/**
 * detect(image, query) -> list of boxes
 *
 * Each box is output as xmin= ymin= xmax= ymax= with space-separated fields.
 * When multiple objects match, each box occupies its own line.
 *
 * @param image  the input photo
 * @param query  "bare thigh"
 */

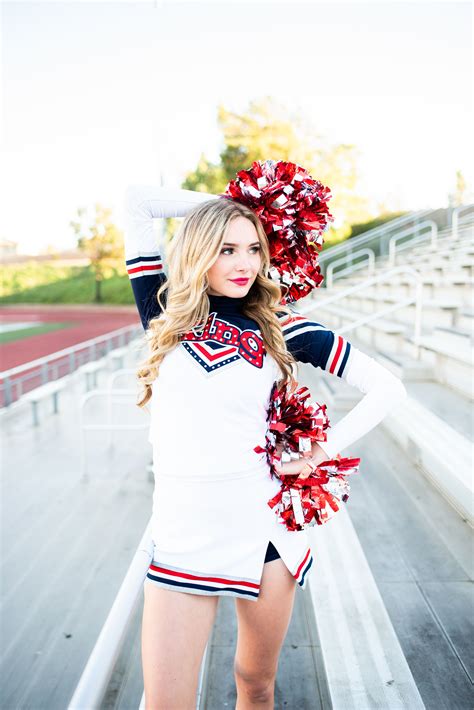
xmin=234 ymin=558 xmax=297 ymax=681
xmin=141 ymin=580 xmax=219 ymax=710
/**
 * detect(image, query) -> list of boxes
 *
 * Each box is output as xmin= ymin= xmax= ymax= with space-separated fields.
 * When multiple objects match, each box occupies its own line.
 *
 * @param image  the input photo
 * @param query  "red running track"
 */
xmin=0 ymin=305 xmax=142 ymax=405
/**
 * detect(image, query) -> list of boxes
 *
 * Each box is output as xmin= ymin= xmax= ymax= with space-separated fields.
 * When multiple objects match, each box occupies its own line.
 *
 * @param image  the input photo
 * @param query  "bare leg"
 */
xmin=233 ymin=558 xmax=297 ymax=709
xmin=141 ymin=580 xmax=219 ymax=709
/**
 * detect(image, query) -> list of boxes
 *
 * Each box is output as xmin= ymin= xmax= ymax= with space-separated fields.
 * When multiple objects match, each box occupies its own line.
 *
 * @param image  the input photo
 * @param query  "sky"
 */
xmin=1 ymin=0 xmax=472 ymax=254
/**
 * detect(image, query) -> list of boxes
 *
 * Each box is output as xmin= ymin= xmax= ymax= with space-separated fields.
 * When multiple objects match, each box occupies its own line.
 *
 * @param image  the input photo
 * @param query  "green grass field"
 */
xmin=0 ymin=322 xmax=75 ymax=345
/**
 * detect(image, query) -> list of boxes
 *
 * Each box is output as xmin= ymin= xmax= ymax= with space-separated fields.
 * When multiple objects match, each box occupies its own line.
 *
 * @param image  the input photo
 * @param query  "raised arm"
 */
xmin=278 ymin=310 xmax=408 ymax=458
xmin=124 ymin=185 xmax=219 ymax=330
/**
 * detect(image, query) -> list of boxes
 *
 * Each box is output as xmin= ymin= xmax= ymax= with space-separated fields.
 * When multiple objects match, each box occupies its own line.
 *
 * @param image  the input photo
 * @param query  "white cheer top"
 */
xmin=148 ymin=294 xmax=282 ymax=480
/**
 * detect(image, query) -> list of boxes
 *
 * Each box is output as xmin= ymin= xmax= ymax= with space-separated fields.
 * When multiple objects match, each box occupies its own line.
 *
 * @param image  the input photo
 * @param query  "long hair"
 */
xmin=135 ymin=197 xmax=297 ymax=408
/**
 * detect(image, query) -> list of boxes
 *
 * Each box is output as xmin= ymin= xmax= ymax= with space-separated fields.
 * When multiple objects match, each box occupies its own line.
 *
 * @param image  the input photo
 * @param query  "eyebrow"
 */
xmin=222 ymin=241 xmax=261 ymax=247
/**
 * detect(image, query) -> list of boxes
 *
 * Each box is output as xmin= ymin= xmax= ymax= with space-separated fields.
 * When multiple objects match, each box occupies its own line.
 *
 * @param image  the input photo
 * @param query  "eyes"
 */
xmin=221 ymin=245 xmax=261 ymax=255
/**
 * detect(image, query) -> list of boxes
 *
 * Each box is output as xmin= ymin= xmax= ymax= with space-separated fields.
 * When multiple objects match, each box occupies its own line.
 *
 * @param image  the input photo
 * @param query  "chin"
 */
xmin=228 ymin=282 xmax=253 ymax=295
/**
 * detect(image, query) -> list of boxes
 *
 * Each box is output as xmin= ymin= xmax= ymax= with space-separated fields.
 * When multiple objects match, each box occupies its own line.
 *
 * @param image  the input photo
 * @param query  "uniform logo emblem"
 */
xmin=180 ymin=312 xmax=265 ymax=373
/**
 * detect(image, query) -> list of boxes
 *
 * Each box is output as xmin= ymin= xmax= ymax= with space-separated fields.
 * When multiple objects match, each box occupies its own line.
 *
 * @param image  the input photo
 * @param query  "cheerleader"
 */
xmin=123 ymin=167 xmax=407 ymax=709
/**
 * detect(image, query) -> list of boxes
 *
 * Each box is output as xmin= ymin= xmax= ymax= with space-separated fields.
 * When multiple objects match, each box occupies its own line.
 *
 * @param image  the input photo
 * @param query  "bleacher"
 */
xmin=1 ymin=204 xmax=472 ymax=709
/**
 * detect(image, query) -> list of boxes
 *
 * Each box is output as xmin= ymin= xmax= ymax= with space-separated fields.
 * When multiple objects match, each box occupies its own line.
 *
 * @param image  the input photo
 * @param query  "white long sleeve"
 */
xmin=317 ymin=346 xmax=408 ymax=459
xmin=123 ymin=184 xmax=219 ymax=259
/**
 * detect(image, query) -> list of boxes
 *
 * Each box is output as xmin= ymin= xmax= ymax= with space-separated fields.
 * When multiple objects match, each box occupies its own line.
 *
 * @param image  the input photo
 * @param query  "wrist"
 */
xmin=310 ymin=441 xmax=330 ymax=464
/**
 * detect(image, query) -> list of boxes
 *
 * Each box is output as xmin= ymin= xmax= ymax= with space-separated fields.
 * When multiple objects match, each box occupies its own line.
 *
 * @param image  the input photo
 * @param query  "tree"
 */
xmin=448 ymin=169 xmax=468 ymax=207
xmin=70 ymin=204 xmax=124 ymax=303
xmin=182 ymin=96 xmax=372 ymax=244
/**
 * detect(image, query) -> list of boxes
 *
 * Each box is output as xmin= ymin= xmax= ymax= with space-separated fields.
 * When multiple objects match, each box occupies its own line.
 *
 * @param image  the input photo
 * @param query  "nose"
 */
xmin=236 ymin=253 xmax=253 ymax=273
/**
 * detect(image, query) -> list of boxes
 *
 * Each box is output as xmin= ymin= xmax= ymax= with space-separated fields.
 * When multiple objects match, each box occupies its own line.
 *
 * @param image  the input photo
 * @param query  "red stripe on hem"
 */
xmin=149 ymin=563 xmax=260 ymax=589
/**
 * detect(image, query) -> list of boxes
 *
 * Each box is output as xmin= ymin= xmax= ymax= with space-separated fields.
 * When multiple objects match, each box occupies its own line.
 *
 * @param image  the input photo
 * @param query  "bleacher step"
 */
xmin=308 ymin=508 xmax=425 ymax=710
xmin=383 ymin=396 xmax=473 ymax=524
xmin=405 ymin=380 xmax=473 ymax=439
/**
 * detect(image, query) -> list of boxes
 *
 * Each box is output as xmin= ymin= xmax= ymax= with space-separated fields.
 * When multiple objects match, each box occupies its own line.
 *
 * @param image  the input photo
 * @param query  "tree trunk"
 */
xmin=95 ymin=277 xmax=102 ymax=303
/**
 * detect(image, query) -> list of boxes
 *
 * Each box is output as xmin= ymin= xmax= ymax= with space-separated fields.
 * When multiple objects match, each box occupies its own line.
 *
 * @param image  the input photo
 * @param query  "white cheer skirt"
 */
xmin=145 ymin=459 xmax=314 ymax=602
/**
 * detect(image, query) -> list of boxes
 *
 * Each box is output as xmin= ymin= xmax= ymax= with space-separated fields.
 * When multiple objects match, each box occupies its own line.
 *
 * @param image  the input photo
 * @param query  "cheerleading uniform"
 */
xmin=124 ymin=184 xmax=407 ymax=601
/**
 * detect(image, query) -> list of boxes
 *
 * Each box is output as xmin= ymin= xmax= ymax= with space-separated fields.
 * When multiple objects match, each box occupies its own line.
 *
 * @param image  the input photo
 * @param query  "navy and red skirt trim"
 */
xmin=145 ymin=544 xmax=313 ymax=601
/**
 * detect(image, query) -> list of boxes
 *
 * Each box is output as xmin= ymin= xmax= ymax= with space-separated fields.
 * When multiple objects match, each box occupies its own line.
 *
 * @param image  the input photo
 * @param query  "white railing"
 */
xmin=318 ymin=203 xmax=473 ymax=285
xmin=388 ymin=220 xmax=438 ymax=266
xmin=105 ymin=368 xmax=142 ymax=446
xmin=324 ymin=213 xmax=473 ymax=286
xmin=79 ymin=388 xmax=148 ymax=476
xmin=451 ymin=204 xmax=474 ymax=239
xmin=318 ymin=208 xmax=435 ymax=266
xmin=67 ymin=520 xmax=154 ymax=710
xmin=0 ymin=324 xmax=142 ymax=407
xmin=303 ymin=265 xmax=424 ymax=357
xmin=326 ymin=248 xmax=375 ymax=288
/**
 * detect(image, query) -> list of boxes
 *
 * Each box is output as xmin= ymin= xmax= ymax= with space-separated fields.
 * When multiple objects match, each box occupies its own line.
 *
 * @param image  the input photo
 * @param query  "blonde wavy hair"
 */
xmin=136 ymin=196 xmax=298 ymax=408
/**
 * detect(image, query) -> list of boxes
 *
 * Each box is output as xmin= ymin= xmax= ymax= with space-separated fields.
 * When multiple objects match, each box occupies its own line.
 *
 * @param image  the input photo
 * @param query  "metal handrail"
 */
xmin=79 ymin=388 xmax=148 ymax=476
xmin=318 ymin=208 xmax=434 ymax=265
xmin=304 ymin=265 xmax=424 ymax=357
xmin=388 ymin=220 xmax=438 ymax=266
xmin=0 ymin=324 xmax=142 ymax=407
xmin=318 ymin=204 xmax=473 ymax=289
xmin=106 ymin=368 xmax=141 ymax=448
xmin=452 ymin=204 xmax=474 ymax=239
xmin=324 ymin=219 xmax=473 ymax=286
xmin=67 ymin=520 xmax=154 ymax=710
xmin=326 ymin=248 xmax=375 ymax=288
xmin=382 ymin=226 xmax=472 ymax=267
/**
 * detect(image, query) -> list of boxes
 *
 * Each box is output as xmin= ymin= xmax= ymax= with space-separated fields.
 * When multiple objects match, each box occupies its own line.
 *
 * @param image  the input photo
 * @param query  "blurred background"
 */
xmin=1 ymin=1 xmax=473 ymax=709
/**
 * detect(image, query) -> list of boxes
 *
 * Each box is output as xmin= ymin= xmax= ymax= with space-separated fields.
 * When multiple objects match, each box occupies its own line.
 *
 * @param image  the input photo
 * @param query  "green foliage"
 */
xmin=448 ymin=169 xmax=468 ymax=207
xmin=349 ymin=211 xmax=408 ymax=238
xmin=1 ymin=261 xmax=80 ymax=298
xmin=182 ymin=154 xmax=227 ymax=194
xmin=181 ymin=96 xmax=375 ymax=247
xmin=0 ymin=261 xmax=134 ymax=305
xmin=70 ymin=203 xmax=125 ymax=302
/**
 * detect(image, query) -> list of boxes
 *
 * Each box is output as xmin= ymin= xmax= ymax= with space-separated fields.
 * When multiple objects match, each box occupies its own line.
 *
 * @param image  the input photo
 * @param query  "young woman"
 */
xmin=124 ymin=183 xmax=407 ymax=709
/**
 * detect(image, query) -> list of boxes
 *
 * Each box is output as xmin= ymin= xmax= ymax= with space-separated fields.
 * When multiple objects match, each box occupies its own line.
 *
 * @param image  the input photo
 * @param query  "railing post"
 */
xmin=3 ymin=378 xmax=12 ymax=407
xmin=41 ymin=362 xmax=49 ymax=385
xmin=452 ymin=207 xmax=459 ymax=239
xmin=413 ymin=279 xmax=423 ymax=360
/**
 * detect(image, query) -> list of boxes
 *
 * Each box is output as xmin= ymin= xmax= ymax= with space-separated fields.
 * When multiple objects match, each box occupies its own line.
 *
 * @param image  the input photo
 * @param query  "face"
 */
xmin=206 ymin=216 xmax=262 ymax=297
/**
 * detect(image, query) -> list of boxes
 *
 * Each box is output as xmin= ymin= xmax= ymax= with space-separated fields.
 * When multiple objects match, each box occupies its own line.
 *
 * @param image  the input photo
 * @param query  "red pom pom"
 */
xmin=254 ymin=378 xmax=361 ymax=532
xmin=222 ymin=159 xmax=334 ymax=303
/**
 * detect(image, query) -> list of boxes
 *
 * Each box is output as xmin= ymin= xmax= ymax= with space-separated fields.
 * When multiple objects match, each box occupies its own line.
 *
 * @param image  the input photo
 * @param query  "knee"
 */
xmin=234 ymin=660 xmax=275 ymax=703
